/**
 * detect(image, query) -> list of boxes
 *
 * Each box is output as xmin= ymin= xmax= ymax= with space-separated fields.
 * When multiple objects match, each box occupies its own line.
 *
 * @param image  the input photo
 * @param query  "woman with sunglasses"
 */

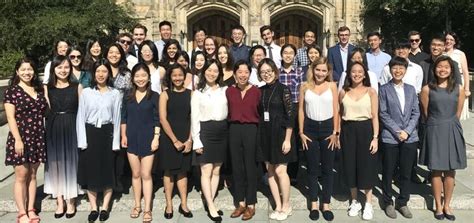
xmin=68 ymin=46 xmax=92 ymax=88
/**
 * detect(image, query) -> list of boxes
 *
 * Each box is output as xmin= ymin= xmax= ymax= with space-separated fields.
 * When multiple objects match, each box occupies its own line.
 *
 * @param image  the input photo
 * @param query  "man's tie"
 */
xmin=268 ymin=45 xmax=273 ymax=60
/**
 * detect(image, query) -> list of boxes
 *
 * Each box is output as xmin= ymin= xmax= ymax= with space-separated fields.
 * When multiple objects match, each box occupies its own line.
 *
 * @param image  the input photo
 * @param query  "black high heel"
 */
xmin=65 ymin=208 xmax=76 ymax=219
xmin=207 ymin=212 xmax=222 ymax=222
xmin=178 ymin=205 xmax=193 ymax=218
xmin=54 ymin=207 xmax=66 ymax=219
xmin=164 ymin=206 xmax=173 ymax=219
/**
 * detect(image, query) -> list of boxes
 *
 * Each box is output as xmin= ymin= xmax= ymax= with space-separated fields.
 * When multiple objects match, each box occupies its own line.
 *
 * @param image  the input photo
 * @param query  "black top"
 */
xmin=420 ymin=56 xmax=462 ymax=86
xmin=121 ymin=91 xmax=160 ymax=156
xmin=409 ymin=51 xmax=430 ymax=65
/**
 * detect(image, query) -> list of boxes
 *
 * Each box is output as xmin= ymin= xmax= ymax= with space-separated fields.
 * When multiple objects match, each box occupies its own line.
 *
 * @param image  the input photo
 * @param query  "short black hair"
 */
xmin=233 ymin=60 xmax=251 ymax=73
xmin=193 ymin=26 xmax=207 ymax=36
xmin=367 ymin=31 xmax=382 ymax=39
xmin=389 ymin=56 xmax=409 ymax=69
xmin=250 ymin=45 xmax=266 ymax=57
xmin=133 ymin=24 xmax=148 ymax=35
xmin=431 ymin=33 xmax=446 ymax=43
xmin=231 ymin=25 xmax=246 ymax=35
xmin=393 ymin=39 xmax=411 ymax=49
xmin=260 ymin=25 xmax=272 ymax=35
xmin=159 ymin=20 xmax=172 ymax=29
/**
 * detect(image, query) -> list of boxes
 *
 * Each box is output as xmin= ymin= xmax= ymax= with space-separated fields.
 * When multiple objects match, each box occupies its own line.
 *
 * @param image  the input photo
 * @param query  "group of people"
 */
xmin=3 ymin=20 xmax=469 ymax=223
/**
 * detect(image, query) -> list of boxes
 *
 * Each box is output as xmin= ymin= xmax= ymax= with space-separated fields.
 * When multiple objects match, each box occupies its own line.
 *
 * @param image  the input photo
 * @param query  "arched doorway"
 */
xmin=271 ymin=10 xmax=322 ymax=48
xmin=187 ymin=11 xmax=240 ymax=48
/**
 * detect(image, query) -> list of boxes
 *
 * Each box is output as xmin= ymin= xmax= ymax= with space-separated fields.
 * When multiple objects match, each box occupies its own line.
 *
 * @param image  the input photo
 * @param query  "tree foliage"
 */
xmin=362 ymin=0 xmax=474 ymax=67
xmin=0 ymin=0 xmax=137 ymax=77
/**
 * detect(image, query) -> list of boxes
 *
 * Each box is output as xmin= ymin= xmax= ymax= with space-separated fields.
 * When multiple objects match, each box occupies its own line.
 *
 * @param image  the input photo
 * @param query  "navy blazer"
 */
xmin=379 ymin=82 xmax=420 ymax=144
xmin=327 ymin=43 xmax=355 ymax=82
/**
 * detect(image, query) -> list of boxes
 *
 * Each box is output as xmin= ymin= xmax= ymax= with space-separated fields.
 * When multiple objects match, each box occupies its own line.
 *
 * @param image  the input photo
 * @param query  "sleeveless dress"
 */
xmin=419 ymin=85 xmax=466 ymax=170
xmin=157 ymin=89 xmax=192 ymax=174
xmin=446 ymin=49 xmax=469 ymax=120
xmin=257 ymin=82 xmax=297 ymax=164
xmin=44 ymin=84 xmax=83 ymax=199
xmin=4 ymin=85 xmax=48 ymax=166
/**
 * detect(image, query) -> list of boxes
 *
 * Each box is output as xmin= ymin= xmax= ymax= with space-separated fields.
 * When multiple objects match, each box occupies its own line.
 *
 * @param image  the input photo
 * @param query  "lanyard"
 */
xmin=262 ymin=84 xmax=278 ymax=112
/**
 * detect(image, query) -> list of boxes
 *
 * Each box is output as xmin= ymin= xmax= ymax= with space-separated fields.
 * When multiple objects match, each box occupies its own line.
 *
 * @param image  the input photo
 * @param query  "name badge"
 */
xmin=96 ymin=118 xmax=102 ymax=128
xmin=264 ymin=111 xmax=270 ymax=122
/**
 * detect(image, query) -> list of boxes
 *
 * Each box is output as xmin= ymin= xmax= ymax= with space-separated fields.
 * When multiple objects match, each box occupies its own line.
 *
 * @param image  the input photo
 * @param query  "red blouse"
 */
xmin=226 ymin=85 xmax=261 ymax=124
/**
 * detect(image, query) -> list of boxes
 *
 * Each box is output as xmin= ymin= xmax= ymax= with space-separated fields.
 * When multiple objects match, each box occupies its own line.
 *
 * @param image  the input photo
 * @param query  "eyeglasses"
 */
xmin=69 ymin=55 xmax=82 ymax=60
xmin=260 ymin=69 xmax=274 ymax=76
xmin=410 ymin=39 xmax=420 ymax=43
xmin=119 ymin=40 xmax=133 ymax=45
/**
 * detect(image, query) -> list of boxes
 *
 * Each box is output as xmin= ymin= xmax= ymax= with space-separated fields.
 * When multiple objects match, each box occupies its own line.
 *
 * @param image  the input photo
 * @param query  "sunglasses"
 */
xmin=410 ymin=39 xmax=420 ymax=43
xmin=119 ymin=40 xmax=133 ymax=45
xmin=69 ymin=55 xmax=82 ymax=60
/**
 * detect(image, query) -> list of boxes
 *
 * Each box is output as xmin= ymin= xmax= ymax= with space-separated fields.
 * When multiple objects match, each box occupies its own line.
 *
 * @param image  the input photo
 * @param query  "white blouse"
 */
xmin=150 ymin=69 xmax=162 ymax=93
xmin=304 ymin=88 xmax=334 ymax=121
xmin=191 ymin=85 xmax=228 ymax=149
xmin=76 ymin=87 xmax=122 ymax=151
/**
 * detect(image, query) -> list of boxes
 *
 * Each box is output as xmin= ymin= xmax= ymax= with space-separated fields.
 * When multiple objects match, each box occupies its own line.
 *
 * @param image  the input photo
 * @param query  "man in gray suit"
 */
xmin=379 ymin=56 xmax=420 ymax=219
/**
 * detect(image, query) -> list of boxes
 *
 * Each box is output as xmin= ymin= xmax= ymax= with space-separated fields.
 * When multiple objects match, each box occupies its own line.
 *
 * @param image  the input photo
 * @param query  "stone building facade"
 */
xmin=116 ymin=0 xmax=364 ymax=54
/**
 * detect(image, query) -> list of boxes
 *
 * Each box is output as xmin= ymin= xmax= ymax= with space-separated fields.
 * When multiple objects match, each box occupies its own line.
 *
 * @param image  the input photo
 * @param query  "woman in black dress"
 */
xmin=121 ymin=63 xmax=160 ymax=223
xmin=217 ymin=44 xmax=236 ymax=86
xmin=257 ymin=58 xmax=296 ymax=221
xmin=44 ymin=55 xmax=83 ymax=219
xmin=191 ymin=59 xmax=228 ymax=222
xmin=4 ymin=57 xmax=48 ymax=223
xmin=158 ymin=64 xmax=193 ymax=219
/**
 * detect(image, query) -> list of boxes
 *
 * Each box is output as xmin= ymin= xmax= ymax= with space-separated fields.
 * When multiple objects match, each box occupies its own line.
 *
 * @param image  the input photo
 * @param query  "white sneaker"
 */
xmin=275 ymin=211 xmax=289 ymax=221
xmin=362 ymin=203 xmax=374 ymax=220
xmin=348 ymin=200 xmax=362 ymax=217
xmin=269 ymin=210 xmax=279 ymax=220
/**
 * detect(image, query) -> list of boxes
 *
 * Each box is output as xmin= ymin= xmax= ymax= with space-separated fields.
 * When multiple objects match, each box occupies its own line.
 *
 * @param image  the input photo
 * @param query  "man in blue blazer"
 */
xmin=327 ymin=26 xmax=355 ymax=83
xmin=379 ymin=56 xmax=420 ymax=219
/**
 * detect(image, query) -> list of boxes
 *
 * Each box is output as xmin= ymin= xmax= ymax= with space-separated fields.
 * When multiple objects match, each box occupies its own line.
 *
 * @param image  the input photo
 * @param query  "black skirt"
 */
xmin=77 ymin=124 xmax=116 ymax=192
xmin=193 ymin=120 xmax=228 ymax=164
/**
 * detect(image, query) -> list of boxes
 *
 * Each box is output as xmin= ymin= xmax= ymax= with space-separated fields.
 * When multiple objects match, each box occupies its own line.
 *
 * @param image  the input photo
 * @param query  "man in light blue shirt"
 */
xmin=154 ymin=20 xmax=173 ymax=60
xmin=366 ymin=32 xmax=391 ymax=80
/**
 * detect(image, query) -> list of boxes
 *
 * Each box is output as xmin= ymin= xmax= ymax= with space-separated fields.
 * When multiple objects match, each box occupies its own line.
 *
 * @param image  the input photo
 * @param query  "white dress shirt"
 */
xmin=393 ymin=82 xmax=405 ymax=114
xmin=249 ymin=67 xmax=266 ymax=87
xmin=76 ymin=87 xmax=122 ymax=151
xmin=265 ymin=42 xmax=282 ymax=68
xmin=191 ymin=85 xmax=228 ymax=149
xmin=379 ymin=60 xmax=423 ymax=94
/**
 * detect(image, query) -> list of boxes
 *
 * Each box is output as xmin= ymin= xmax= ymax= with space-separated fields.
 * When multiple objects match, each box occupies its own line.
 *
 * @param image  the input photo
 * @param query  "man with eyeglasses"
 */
xmin=407 ymin=31 xmax=429 ymax=65
xmin=116 ymin=32 xmax=138 ymax=71
xmin=327 ymin=26 xmax=355 ymax=83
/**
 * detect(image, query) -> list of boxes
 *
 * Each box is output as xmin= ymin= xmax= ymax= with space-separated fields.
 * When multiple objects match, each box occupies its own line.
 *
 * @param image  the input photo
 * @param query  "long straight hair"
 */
xmin=342 ymin=61 xmax=371 ymax=91
xmin=196 ymin=59 xmax=224 ymax=91
xmin=89 ymin=59 xmax=114 ymax=89
xmin=104 ymin=43 xmax=130 ymax=76
xmin=47 ymin=55 xmax=74 ymax=89
xmin=127 ymin=63 xmax=152 ymax=101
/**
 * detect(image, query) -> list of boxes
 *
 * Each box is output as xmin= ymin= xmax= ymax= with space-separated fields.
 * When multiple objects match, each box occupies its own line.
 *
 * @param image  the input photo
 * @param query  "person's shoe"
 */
xmin=130 ymin=207 xmax=142 ymax=219
xmin=384 ymin=204 xmax=397 ymax=219
xmin=178 ymin=205 xmax=193 ymax=218
xmin=99 ymin=210 xmax=109 ymax=221
xmin=348 ymin=200 xmax=362 ymax=217
xmin=88 ymin=210 xmax=99 ymax=222
xmin=362 ymin=203 xmax=374 ymax=220
xmin=282 ymin=207 xmax=293 ymax=216
xmin=309 ymin=209 xmax=319 ymax=220
xmin=207 ymin=212 xmax=222 ymax=222
xmin=65 ymin=208 xmax=77 ymax=219
xmin=217 ymin=210 xmax=223 ymax=216
xmin=269 ymin=210 xmax=279 ymax=220
xmin=230 ymin=205 xmax=246 ymax=218
xmin=444 ymin=211 xmax=456 ymax=221
xmin=54 ymin=208 xmax=66 ymax=219
xmin=142 ymin=211 xmax=153 ymax=223
xmin=163 ymin=207 xmax=173 ymax=219
xmin=434 ymin=212 xmax=445 ymax=220
xmin=275 ymin=211 xmax=288 ymax=221
xmin=241 ymin=206 xmax=255 ymax=221
xmin=397 ymin=206 xmax=413 ymax=219
xmin=322 ymin=210 xmax=334 ymax=221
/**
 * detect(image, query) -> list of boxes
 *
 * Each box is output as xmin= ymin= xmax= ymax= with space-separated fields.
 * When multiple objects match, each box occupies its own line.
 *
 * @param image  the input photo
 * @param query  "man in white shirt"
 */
xmin=154 ymin=20 xmax=173 ymax=60
xmin=366 ymin=32 xmax=391 ymax=80
xmin=260 ymin=25 xmax=282 ymax=68
xmin=249 ymin=45 xmax=267 ymax=87
xmin=189 ymin=27 xmax=206 ymax=67
xmin=116 ymin=33 xmax=138 ymax=71
xmin=379 ymin=40 xmax=423 ymax=94
xmin=129 ymin=24 xmax=147 ymax=58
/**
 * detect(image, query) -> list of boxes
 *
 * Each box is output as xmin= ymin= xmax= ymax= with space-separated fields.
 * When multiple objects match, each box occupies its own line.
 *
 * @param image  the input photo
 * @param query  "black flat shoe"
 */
xmin=322 ymin=210 xmax=334 ymax=221
xmin=88 ymin=210 xmax=99 ymax=222
xmin=164 ymin=207 xmax=173 ymax=219
xmin=309 ymin=209 xmax=319 ymax=220
xmin=444 ymin=211 xmax=456 ymax=221
xmin=207 ymin=212 xmax=222 ymax=222
xmin=65 ymin=208 xmax=76 ymax=219
xmin=434 ymin=212 xmax=445 ymax=220
xmin=99 ymin=210 xmax=109 ymax=221
xmin=179 ymin=205 xmax=193 ymax=218
xmin=54 ymin=210 xmax=66 ymax=219
xmin=217 ymin=210 xmax=223 ymax=216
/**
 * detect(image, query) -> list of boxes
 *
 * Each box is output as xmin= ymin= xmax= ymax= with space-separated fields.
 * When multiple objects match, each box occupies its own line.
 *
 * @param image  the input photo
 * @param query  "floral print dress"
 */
xmin=4 ymin=85 xmax=48 ymax=165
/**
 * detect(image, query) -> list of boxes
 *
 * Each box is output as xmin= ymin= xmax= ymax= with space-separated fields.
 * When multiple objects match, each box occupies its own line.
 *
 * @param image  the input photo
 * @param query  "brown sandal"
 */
xmin=143 ymin=210 xmax=152 ymax=223
xmin=130 ymin=207 xmax=142 ymax=218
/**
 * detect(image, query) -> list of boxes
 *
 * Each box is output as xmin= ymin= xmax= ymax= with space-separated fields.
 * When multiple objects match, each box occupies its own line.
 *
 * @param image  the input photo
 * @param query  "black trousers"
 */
xmin=340 ymin=120 xmax=378 ymax=189
xmin=229 ymin=123 xmax=257 ymax=205
xmin=287 ymin=102 xmax=301 ymax=180
xmin=304 ymin=118 xmax=335 ymax=204
xmin=382 ymin=142 xmax=418 ymax=206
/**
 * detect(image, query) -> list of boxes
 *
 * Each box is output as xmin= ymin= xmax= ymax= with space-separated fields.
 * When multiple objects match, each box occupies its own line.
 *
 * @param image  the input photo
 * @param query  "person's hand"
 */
xmin=182 ymin=140 xmax=192 ymax=153
xmin=281 ymin=140 xmax=291 ymax=154
xmin=465 ymin=89 xmax=471 ymax=97
xmin=325 ymin=134 xmax=339 ymax=150
xmin=151 ymin=137 xmax=159 ymax=152
xmin=195 ymin=148 xmax=204 ymax=154
xmin=121 ymin=136 xmax=128 ymax=148
xmin=369 ymin=139 xmax=378 ymax=154
xmin=173 ymin=140 xmax=184 ymax=151
xmin=397 ymin=130 xmax=409 ymax=142
xmin=14 ymin=140 xmax=24 ymax=156
xmin=300 ymin=133 xmax=312 ymax=150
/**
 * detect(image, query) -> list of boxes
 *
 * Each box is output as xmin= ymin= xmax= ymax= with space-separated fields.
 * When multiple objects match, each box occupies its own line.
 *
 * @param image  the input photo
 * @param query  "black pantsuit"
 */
xmin=340 ymin=120 xmax=378 ymax=189
xmin=229 ymin=123 xmax=258 ymax=205
xmin=382 ymin=142 xmax=418 ymax=206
